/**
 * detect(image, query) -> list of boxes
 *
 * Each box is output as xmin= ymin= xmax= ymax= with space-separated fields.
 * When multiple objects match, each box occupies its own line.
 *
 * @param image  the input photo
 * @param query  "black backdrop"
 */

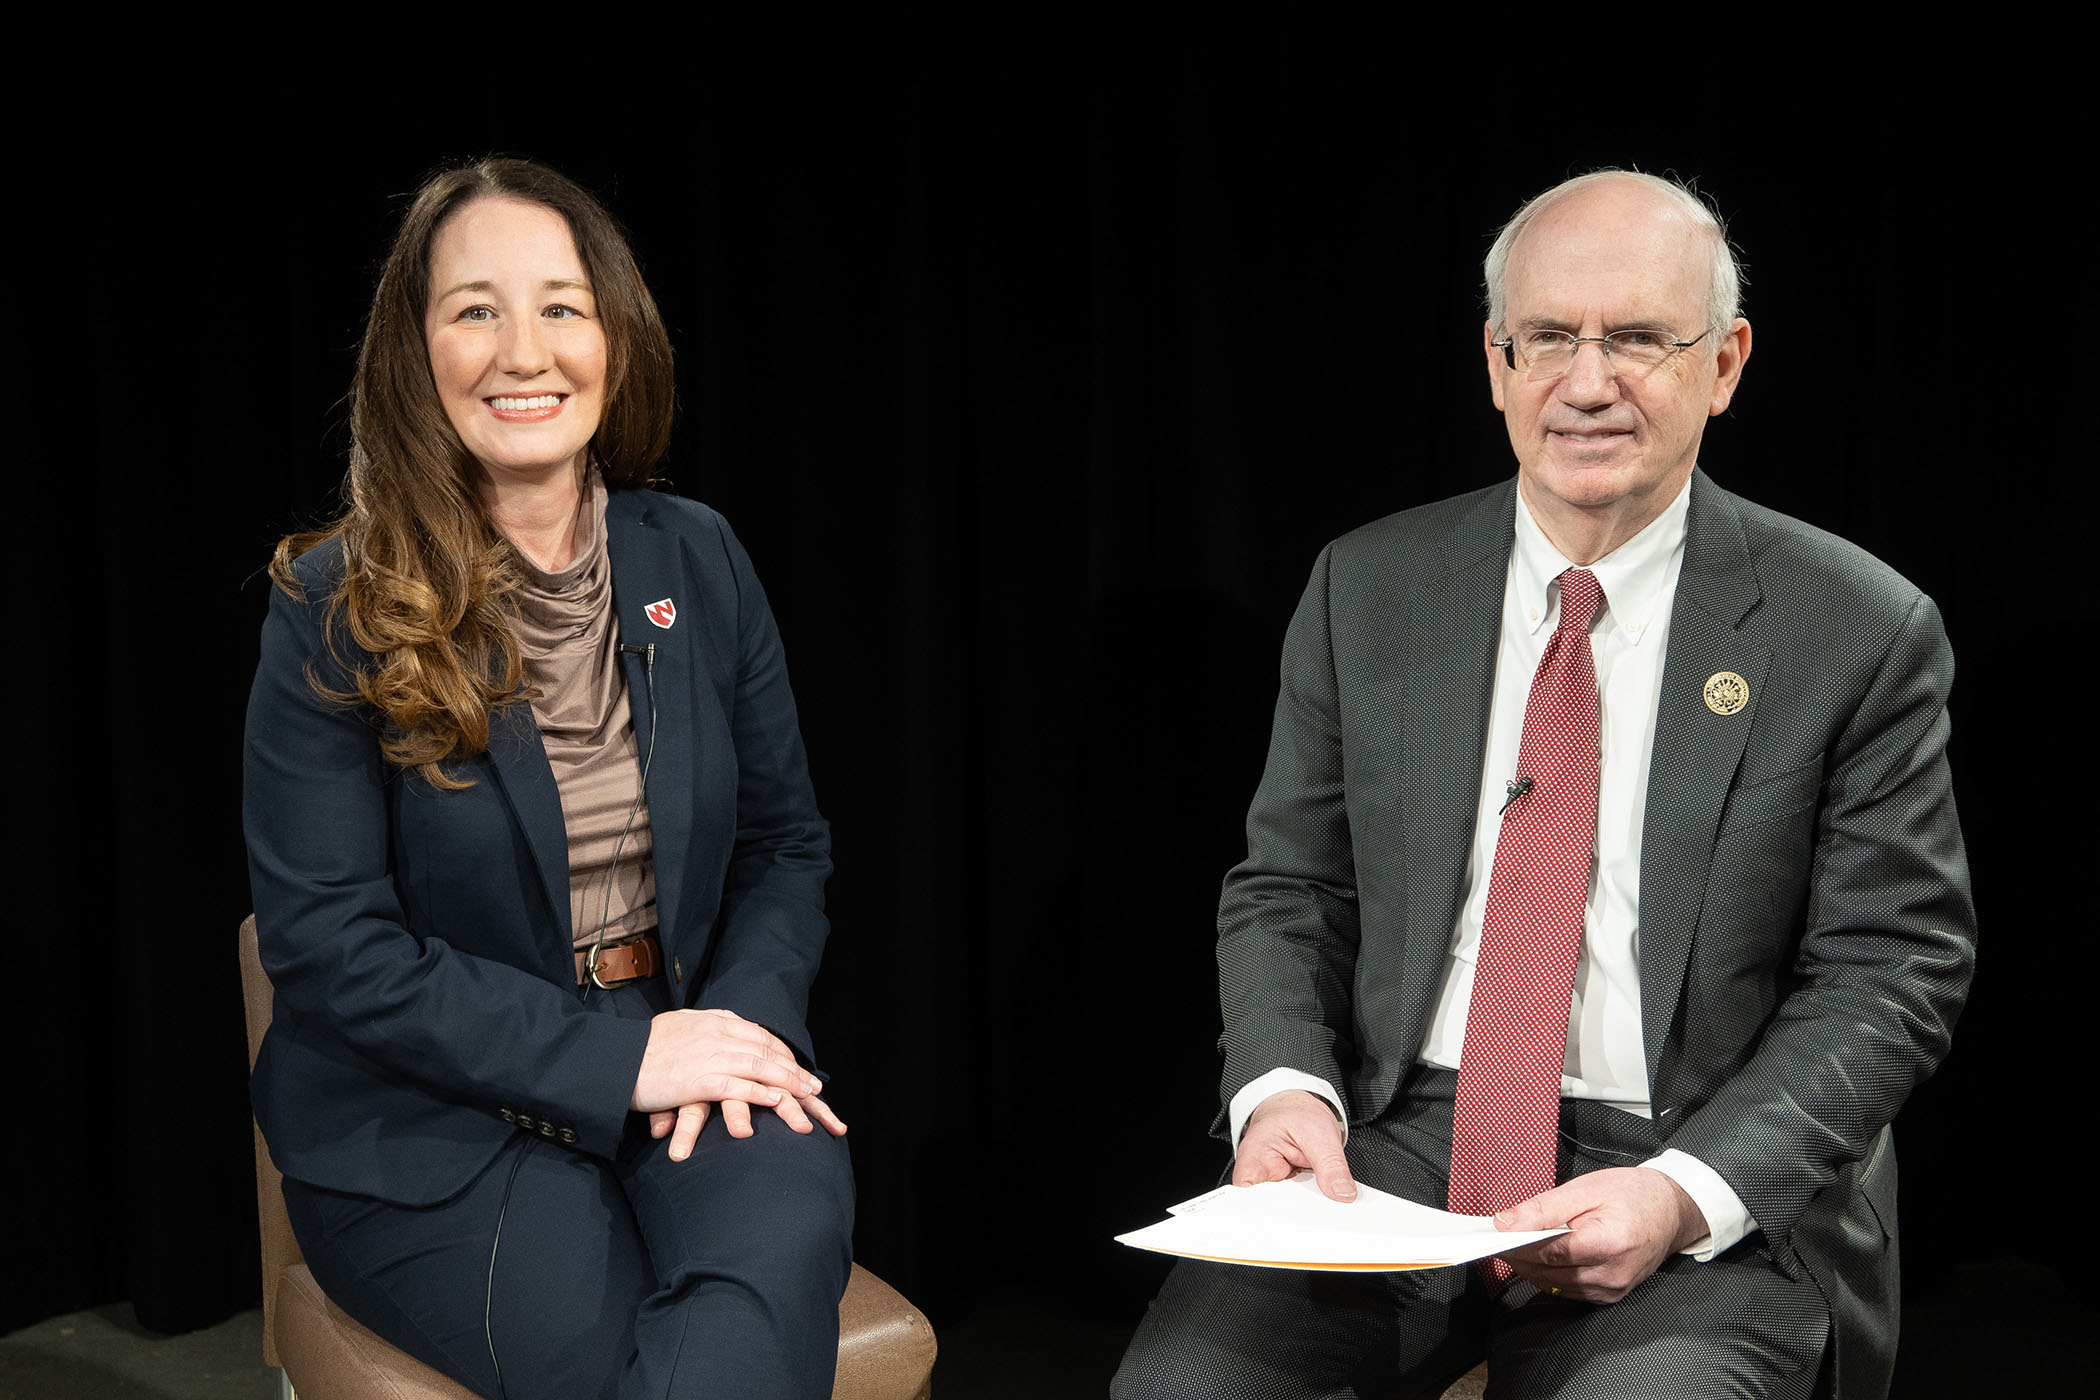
xmin=12 ymin=57 xmax=2069 ymax=1391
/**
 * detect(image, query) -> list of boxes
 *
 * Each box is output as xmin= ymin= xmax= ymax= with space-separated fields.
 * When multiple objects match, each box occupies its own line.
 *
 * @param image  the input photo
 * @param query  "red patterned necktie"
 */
xmin=1448 ymin=567 xmax=1604 ymax=1286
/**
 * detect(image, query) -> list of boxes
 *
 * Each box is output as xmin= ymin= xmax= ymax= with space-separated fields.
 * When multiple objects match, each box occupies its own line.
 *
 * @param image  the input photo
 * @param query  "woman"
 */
xmin=244 ymin=157 xmax=853 ymax=1400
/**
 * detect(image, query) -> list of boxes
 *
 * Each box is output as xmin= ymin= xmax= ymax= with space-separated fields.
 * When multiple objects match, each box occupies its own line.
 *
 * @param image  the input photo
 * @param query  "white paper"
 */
xmin=1116 ymin=1171 xmax=1568 ymax=1271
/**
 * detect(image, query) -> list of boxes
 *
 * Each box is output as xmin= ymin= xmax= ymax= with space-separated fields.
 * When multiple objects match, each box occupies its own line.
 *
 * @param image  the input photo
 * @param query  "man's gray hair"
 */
xmin=1483 ymin=169 xmax=1743 ymax=339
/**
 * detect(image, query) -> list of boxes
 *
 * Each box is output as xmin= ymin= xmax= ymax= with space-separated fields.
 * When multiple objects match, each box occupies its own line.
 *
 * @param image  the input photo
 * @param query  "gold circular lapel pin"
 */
xmin=1703 ymin=671 xmax=1750 ymax=716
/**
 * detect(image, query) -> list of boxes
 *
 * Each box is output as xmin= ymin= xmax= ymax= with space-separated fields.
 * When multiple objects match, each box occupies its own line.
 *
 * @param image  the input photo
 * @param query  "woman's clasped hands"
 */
xmin=631 ymin=1008 xmax=847 ymax=1161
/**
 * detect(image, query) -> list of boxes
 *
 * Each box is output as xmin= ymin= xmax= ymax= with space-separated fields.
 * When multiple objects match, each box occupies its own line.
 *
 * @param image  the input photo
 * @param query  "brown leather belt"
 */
xmin=577 ymin=933 xmax=662 ymax=989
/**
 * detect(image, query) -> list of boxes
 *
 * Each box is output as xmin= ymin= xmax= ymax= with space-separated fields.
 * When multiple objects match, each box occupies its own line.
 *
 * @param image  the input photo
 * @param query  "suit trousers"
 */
xmin=1113 ymin=1069 xmax=1830 ymax=1400
xmin=281 ymin=975 xmax=855 ymax=1400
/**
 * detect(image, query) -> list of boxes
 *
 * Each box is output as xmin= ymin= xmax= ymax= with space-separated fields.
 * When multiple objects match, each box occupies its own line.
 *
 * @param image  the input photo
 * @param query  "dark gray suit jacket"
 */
xmin=1215 ymin=471 xmax=1974 ymax=1398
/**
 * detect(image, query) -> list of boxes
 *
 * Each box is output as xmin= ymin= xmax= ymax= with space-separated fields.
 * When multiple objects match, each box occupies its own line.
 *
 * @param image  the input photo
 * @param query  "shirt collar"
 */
xmin=1512 ymin=472 xmax=1692 ymax=646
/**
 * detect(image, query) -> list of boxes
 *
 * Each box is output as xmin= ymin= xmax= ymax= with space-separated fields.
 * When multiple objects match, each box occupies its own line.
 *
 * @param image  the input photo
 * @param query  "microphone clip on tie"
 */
xmin=1499 ymin=775 xmax=1534 ymax=815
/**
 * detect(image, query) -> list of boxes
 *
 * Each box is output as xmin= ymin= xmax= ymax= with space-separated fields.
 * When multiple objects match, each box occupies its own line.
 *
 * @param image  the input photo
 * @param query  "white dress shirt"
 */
xmin=1231 ymin=475 xmax=1756 ymax=1259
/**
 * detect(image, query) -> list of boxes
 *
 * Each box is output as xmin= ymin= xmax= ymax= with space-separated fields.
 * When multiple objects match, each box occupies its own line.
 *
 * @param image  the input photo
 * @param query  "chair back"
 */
xmin=239 ymin=914 xmax=302 ymax=1368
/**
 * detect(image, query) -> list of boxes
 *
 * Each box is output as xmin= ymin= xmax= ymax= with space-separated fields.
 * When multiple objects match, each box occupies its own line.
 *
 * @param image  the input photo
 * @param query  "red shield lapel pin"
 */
xmin=645 ymin=598 xmax=677 ymax=630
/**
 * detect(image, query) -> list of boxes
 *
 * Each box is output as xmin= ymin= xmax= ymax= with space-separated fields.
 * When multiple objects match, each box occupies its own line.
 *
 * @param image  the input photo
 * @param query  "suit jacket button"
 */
xmin=674 ymin=957 xmax=684 ymax=982
xmin=516 ymin=1114 xmax=536 ymax=1132
xmin=499 ymin=1108 xmax=516 ymax=1123
xmin=539 ymin=1122 xmax=556 ymax=1138
xmin=559 ymin=1128 xmax=578 ymax=1144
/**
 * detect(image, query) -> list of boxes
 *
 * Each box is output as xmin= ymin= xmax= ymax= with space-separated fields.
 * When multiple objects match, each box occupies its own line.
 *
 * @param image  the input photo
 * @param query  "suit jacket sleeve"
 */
xmin=1214 ymin=543 xmax=1363 ymax=1127
xmin=243 ymin=558 xmax=650 ymax=1161
xmin=1657 ymin=586 xmax=1974 ymax=1253
xmin=684 ymin=515 xmax=833 ymax=1067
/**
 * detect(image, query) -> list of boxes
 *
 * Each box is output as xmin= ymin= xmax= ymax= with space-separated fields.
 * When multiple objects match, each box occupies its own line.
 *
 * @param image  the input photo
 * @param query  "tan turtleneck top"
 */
xmin=505 ymin=476 xmax=658 ymax=950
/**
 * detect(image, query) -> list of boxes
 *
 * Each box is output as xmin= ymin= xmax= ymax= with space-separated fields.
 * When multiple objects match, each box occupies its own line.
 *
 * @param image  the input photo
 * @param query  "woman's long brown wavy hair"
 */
xmin=273 ymin=157 xmax=676 ymax=789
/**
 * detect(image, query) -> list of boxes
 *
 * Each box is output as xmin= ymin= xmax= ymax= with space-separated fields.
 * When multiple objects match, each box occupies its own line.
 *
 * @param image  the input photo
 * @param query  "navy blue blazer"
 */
xmin=245 ymin=489 xmax=831 ymax=1207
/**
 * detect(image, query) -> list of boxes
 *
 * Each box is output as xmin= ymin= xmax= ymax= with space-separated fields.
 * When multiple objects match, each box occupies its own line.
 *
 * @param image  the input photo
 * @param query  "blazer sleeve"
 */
xmin=1660 ymin=591 xmax=1976 ymax=1253
xmin=1213 ymin=544 xmax=1363 ymax=1132
xmin=243 ymin=566 xmax=651 ymax=1160
xmin=687 ymin=517 xmax=833 ymax=1068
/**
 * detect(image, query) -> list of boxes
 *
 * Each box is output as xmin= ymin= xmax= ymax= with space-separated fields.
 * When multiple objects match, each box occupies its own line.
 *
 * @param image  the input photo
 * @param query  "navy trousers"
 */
xmin=282 ymin=976 xmax=854 ymax=1400
xmin=1113 ymin=1069 xmax=1829 ymax=1400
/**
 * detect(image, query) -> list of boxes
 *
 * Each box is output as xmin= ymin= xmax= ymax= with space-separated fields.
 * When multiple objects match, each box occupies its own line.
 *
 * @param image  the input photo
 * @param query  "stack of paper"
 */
xmin=1115 ymin=1171 xmax=1568 ymax=1271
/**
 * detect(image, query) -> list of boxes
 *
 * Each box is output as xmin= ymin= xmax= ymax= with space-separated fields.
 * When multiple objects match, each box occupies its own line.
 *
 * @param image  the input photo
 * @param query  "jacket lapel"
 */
xmin=1638 ymin=472 xmax=1771 ymax=1096
xmin=605 ymin=492 xmax=701 ymax=958
xmin=483 ymin=694 xmax=577 ymax=985
xmin=1394 ymin=483 xmax=1514 ymax=1025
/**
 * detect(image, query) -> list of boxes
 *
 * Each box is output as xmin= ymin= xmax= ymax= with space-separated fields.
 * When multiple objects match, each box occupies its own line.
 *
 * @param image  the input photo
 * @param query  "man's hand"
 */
xmin=1234 ymin=1090 xmax=1356 ymax=1202
xmin=1493 ymin=1167 xmax=1708 ymax=1303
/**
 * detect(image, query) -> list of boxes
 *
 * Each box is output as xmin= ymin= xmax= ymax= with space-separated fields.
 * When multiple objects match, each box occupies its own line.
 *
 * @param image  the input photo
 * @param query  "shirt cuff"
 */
xmin=1642 ymin=1148 xmax=1757 ymax=1260
xmin=1228 ymin=1068 xmax=1348 ymax=1155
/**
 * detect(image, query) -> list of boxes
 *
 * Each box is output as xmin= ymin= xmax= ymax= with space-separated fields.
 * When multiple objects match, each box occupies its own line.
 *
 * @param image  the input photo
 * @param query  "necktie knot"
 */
xmin=1556 ymin=569 xmax=1604 ymax=636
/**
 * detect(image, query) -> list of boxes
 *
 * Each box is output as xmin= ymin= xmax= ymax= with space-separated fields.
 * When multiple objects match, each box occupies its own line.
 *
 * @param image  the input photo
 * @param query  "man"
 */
xmin=1112 ymin=171 xmax=1974 ymax=1400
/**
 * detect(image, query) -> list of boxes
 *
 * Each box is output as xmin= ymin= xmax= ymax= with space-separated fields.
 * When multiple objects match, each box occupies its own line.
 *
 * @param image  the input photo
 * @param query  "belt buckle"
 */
xmin=586 ymin=943 xmax=622 ymax=991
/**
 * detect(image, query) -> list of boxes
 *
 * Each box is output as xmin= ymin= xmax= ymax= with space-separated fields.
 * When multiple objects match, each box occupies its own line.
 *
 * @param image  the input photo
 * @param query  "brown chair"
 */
xmin=241 ymin=915 xmax=936 ymax=1400
xmin=1440 ymin=1363 xmax=1488 ymax=1399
